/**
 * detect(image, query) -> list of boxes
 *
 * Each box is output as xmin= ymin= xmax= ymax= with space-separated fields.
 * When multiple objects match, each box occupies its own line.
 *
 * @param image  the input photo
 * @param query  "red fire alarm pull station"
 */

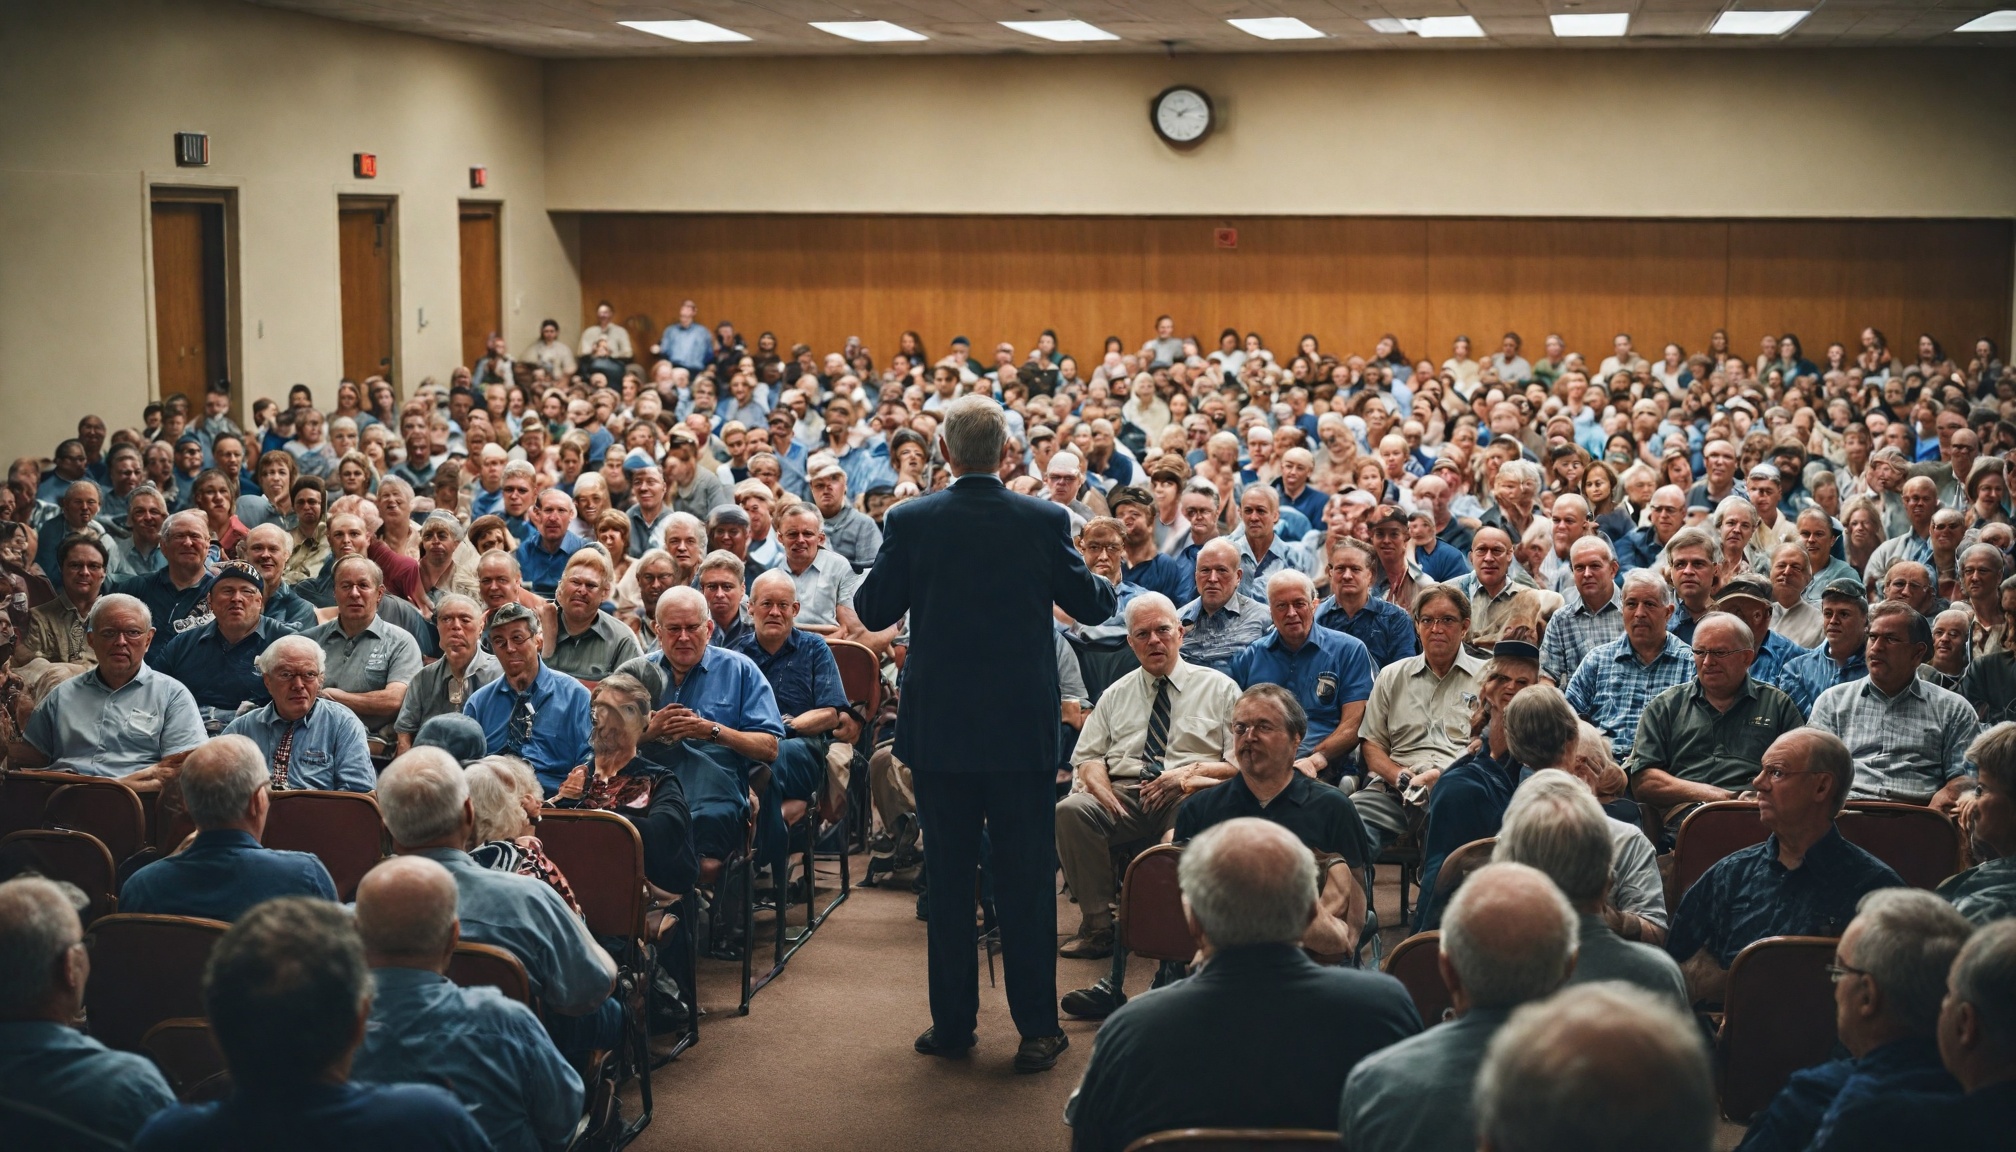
xmin=1214 ymin=227 xmax=1238 ymax=249
xmin=354 ymin=153 xmax=377 ymax=179
xmin=470 ymin=166 xmax=488 ymax=189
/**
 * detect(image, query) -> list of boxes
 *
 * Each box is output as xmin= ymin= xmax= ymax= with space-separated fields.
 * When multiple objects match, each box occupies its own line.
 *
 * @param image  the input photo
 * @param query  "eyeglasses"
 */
xmin=1693 ymin=647 xmax=1750 ymax=663
xmin=91 ymin=628 xmax=148 ymax=642
xmin=1826 ymin=962 xmax=1868 ymax=985
xmin=1416 ymin=615 xmax=1464 ymax=630
xmin=1231 ymin=720 xmax=1282 ymax=737
xmin=1760 ymin=767 xmax=1816 ymax=783
xmin=269 ymin=669 xmax=323 ymax=684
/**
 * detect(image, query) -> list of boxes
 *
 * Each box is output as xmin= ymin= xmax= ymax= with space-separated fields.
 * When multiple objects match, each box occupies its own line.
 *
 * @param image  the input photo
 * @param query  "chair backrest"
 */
xmin=1382 ymin=930 xmax=1453 ymax=1027
xmin=0 ymin=769 xmax=84 ymax=836
xmin=447 ymin=941 xmax=534 ymax=1007
xmin=1431 ymin=837 xmax=1497 ymax=901
xmin=44 ymin=780 xmax=148 ymax=865
xmin=0 ymin=828 xmax=119 ymax=923
xmin=262 ymin=790 xmax=386 ymax=900
xmin=1670 ymin=801 xmax=1771 ymax=900
xmin=1116 ymin=844 xmax=1195 ymax=963
xmin=1125 ymin=1128 xmax=1343 ymax=1152
xmin=826 ymin=637 xmax=881 ymax=720
xmin=141 ymin=1017 xmax=228 ymax=1099
xmin=82 ymin=914 xmax=230 ymax=1053
xmin=537 ymin=809 xmax=647 ymax=942
xmin=1074 ymin=637 xmax=1142 ymax=706
xmin=1838 ymin=802 xmax=1963 ymax=890
xmin=1718 ymin=935 xmax=1839 ymax=1123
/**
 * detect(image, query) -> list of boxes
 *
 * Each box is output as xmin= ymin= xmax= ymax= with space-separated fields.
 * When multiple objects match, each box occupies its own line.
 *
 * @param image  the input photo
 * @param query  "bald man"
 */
xmin=351 ymin=856 xmax=582 ymax=1152
xmin=732 ymin=569 xmax=847 ymax=871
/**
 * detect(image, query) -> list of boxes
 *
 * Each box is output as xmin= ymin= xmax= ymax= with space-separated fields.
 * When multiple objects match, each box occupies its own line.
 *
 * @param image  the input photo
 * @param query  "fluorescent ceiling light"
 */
xmin=1228 ymin=17 xmax=1325 ymax=40
xmin=1709 ymin=10 xmax=1810 ymax=35
xmin=1365 ymin=16 xmax=1486 ymax=38
xmin=1955 ymin=10 xmax=2016 ymax=32
xmin=1000 ymin=19 xmax=1117 ymax=42
xmin=618 ymin=19 xmax=751 ymax=43
xmin=1551 ymin=12 xmax=1629 ymax=37
xmin=810 ymin=20 xmax=927 ymax=42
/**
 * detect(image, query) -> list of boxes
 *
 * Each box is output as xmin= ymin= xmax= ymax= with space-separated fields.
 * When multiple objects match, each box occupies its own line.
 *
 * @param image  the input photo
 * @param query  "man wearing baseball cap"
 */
xmin=1108 ymin=486 xmax=1191 ymax=603
xmin=462 ymin=601 xmax=592 ymax=793
xmin=146 ymin=559 xmax=296 ymax=731
xmin=1777 ymin=578 xmax=1872 ymax=714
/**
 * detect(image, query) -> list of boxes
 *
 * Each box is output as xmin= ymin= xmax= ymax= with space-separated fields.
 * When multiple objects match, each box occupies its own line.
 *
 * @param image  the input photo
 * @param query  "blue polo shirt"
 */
xmin=1123 ymin=552 xmax=1195 ymax=605
xmin=146 ymin=615 xmax=294 ymax=712
xmin=514 ymin=531 xmax=591 ymax=598
xmin=262 ymin=581 xmax=318 ymax=631
xmin=1230 ymin=624 xmax=1376 ymax=755
xmin=1314 ymin=596 xmax=1418 ymax=673
xmin=463 ymin=662 xmax=593 ymax=793
xmin=112 ymin=566 xmax=215 ymax=637
xmin=733 ymin=627 xmax=847 ymax=721
xmin=119 ymin=828 xmax=337 ymax=921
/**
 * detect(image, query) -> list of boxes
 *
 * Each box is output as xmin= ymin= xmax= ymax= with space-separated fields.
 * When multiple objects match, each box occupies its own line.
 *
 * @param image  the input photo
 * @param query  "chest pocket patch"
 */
xmin=1314 ymin=672 xmax=1337 ymax=705
xmin=296 ymin=749 xmax=332 ymax=771
xmin=365 ymin=647 xmax=390 ymax=672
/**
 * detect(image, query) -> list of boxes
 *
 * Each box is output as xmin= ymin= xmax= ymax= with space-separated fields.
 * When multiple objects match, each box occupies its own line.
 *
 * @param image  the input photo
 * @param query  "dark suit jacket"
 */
xmin=855 ymin=473 xmax=1115 ymax=773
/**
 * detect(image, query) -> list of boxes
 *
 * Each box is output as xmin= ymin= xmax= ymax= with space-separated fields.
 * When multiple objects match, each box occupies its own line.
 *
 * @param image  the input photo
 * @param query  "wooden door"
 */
xmin=338 ymin=199 xmax=396 ymax=385
xmin=151 ymin=200 xmax=227 ymax=411
xmin=459 ymin=204 xmax=502 ymax=369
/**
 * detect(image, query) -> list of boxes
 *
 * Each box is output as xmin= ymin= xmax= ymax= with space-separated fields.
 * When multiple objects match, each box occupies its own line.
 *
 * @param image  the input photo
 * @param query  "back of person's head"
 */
xmin=354 ymin=856 xmax=459 ymax=964
xmin=1494 ymin=770 xmax=1615 ymax=910
xmin=414 ymin=713 xmax=488 ymax=765
xmin=1441 ymin=862 xmax=1577 ymax=1009
xmin=205 ymin=897 xmax=368 ymax=1090
xmin=1852 ymin=888 xmax=1975 ymax=1037
xmin=466 ymin=756 xmax=537 ymax=845
xmin=939 ymin=394 xmax=1007 ymax=473
xmin=377 ymin=746 xmax=469 ymax=848
xmin=1502 ymin=685 xmax=1579 ymax=771
xmin=0 ymin=876 xmax=83 ymax=1020
xmin=1950 ymin=919 xmax=2016 ymax=1068
xmin=178 ymin=734 xmax=270 ymax=831
xmin=1177 ymin=817 xmax=1317 ymax=950
xmin=1475 ymin=983 xmax=1715 ymax=1152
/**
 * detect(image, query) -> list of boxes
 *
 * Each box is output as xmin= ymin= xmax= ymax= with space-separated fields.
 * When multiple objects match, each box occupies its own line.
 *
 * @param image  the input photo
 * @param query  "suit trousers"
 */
xmin=913 ymin=767 xmax=1060 ymax=1042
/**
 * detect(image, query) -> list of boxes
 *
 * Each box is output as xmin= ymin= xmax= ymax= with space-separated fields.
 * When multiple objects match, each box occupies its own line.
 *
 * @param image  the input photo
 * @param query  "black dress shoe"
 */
xmin=1060 ymin=980 xmax=1125 ymax=1020
xmin=915 ymin=1026 xmax=975 ymax=1056
xmin=1014 ymin=1032 xmax=1069 ymax=1073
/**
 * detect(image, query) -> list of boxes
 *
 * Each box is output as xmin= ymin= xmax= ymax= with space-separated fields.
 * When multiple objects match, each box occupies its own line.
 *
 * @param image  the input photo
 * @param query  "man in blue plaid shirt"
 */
xmin=1563 ymin=569 xmax=1695 ymax=760
xmin=1538 ymin=534 xmax=1623 ymax=686
xmin=1807 ymin=600 xmax=1977 ymax=812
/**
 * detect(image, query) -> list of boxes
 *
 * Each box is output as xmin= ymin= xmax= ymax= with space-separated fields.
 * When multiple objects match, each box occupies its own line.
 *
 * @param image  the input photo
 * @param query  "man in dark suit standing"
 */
xmin=856 ymin=394 xmax=1116 ymax=1072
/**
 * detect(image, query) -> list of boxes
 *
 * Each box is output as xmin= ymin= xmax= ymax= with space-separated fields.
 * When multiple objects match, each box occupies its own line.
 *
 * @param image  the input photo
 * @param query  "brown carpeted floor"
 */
xmin=623 ymin=855 xmax=1746 ymax=1152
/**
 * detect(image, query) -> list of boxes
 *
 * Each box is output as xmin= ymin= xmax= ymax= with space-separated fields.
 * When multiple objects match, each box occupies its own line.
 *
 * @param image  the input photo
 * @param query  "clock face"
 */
xmin=1153 ymin=86 xmax=1212 ymax=145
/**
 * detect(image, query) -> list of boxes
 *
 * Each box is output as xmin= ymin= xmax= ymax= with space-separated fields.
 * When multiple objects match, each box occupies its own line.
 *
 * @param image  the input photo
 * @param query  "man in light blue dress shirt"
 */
xmin=222 ymin=635 xmax=377 ymax=793
xmin=463 ymin=602 xmax=592 ymax=794
xmin=12 ymin=592 xmax=205 ymax=779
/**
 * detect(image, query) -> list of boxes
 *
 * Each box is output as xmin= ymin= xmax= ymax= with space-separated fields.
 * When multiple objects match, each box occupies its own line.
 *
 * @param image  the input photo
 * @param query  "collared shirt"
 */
xmin=658 ymin=321 xmax=712 ymax=370
xmin=625 ymin=504 xmax=673 ymax=559
xmin=1777 ymin=642 xmax=1869 ymax=714
xmin=1937 ymin=855 xmax=2016 ymax=926
xmin=1315 ymin=595 xmax=1418 ymax=672
xmin=111 ymin=538 xmax=165 ymax=582
xmin=1230 ymin=625 xmax=1375 ymax=755
xmin=514 ymin=531 xmax=591 ymax=598
xmin=396 ymin=650 xmax=502 ymax=736
xmin=1537 ymin=590 xmax=1624 ymax=686
xmin=21 ymin=589 xmax=93 ymax=666
xmin=1739 ymin=1037 xmax=1956 ymax=1152
xmin=353 ymin=967 xmax=584 ymax=1152
xmin=548 ymin=610 xmax=642 ymax=683
xmin=464 ymin=662 xmax=593 ymax=792
xmin=1340 ymin=1005 xmax=1514 ymax=1152
xmin=145 ymin=615 xmax=294 ymax=712
xmin=1174 ymin=770 xmax=1372 ymax=867
xmin=1448 ymin=570 xmax=1560 ymax=647
xmin=1808 ymin=675 xmax=1977 ymax=804
xmin=119 ymin=828 xmax=337 ymax=919
xmin=1368 ymin=557 xmax=1427 ymax=611
xmin=263 ymin=580 xmax=318 ymax=631
xmin=1563 ymin=632 xmax=1697 ymax=760
xmin=1628 ymin=677 xmax=1806 ymax=791
xmin=671 ymin=467 xmax=731 ymax=518
xmin=1567 ymin=911 xmax=1689 ymax=1013
xmin=305 ymin=615 xmax=424 ymax=739
xmin=25 ymin=664 xmax=206 ymax=777
xmin=1666 ymin=827 xmax=1904 ymax=969
xmin=1360 ymin=651 xmax=1486 ymax=775
xmin=409 ymin=846 xmax=612 ymax=1016
xmin=703 ymin=608 xmax=753 ymax=652
xmin=1751 ymin=628 xmax=1809 ymax=684
xmin=1074 ymin=659 xmax=1238 ymax=779
xmin=1803 ymin=558 xmax=1863 ymax=603
xmin=1414 ymin=537 xmax=1471 ymax=582
xmin=285 ymin=523 xmax=330 ymax=586
xmin=1123 ymin=552 xmax=1194 ymax=605
xmin=783 ymin=547 xmax=861 ymax=628
xmin=734 ymin=626 xmax=847 ymax=720
xmin=0 ymin=1021 xmax=177 ymax=1144
xmin=1231 ymin=531 xmax=1314 ymax=601
xmin=821 ymin=506 xmax=882 ymax=569
xmin=223 ymin=699 xmax=377 ymax=792
xmin=576 ymin=321 xmax=632 ymax=359
xmin=1177 ymin=593 xmax=1272 ymax=677
xmin=111 ymin=565 xmax=214 ymax=636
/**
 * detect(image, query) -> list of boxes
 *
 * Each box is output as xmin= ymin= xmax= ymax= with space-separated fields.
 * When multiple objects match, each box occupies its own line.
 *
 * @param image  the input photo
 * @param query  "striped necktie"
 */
xmin=1139 ymin=677 xmax=1172 ymax=780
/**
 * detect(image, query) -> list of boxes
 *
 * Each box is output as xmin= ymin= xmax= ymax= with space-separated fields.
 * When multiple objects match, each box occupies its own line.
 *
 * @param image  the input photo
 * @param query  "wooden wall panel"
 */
xmin=579 ymin=215 xmax=2012 ymax=377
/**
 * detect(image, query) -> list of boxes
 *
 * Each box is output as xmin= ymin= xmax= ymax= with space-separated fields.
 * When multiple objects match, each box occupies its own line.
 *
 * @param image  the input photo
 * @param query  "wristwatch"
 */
xmin=708 ymin=723 xmax=720 ymax=743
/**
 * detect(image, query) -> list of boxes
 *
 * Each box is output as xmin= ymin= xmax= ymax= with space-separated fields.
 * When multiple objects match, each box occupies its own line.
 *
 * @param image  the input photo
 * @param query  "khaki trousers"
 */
xmin=1055 ymin=779 xmax=1180 ymax=934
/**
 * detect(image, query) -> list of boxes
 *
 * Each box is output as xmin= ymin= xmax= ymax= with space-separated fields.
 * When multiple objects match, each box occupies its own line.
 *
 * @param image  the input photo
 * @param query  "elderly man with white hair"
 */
xmin=8 ymin=592 xmax=205 ymax=778
xmin=1231 ymin=569 xmax=1375 ymax=778
xmin=1055 ymin=592 xmax=1239 ymax=961
xmin=1065 ymin=817 xmax=1420 ymax=1152
xmin=119 ymin=734 xmax=339 ymax=918
xmin=1340 ymin=861 xmax=1579 ymax=1152
xmin=222 ymin=633 xmax=376 ymax=792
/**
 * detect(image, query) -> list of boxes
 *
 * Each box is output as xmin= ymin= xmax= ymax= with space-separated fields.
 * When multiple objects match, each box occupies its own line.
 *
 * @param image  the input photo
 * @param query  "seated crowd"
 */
xmin=2 ymin=309 xmax=2015 ymax=1149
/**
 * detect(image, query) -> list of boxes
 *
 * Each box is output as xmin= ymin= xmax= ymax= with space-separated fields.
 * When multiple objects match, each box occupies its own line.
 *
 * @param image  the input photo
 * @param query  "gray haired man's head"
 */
xmin=1177 ymin=817 xmax=1317 ymax=950
xmin=1440 ymin=861 xmax=1578 ymax=1011
xmin=1494 ymin=770 xmax=1615 ymax=912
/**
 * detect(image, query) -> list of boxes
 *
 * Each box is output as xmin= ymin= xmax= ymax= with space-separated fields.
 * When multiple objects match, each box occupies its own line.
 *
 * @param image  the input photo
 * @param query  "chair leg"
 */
xmin=738 ymin=855 xmax=754 ymax=1015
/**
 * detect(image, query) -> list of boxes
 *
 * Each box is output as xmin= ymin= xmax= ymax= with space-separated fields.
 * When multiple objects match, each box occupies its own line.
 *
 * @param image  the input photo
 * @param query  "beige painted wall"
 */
xmin=546 ymin=49 xmax=2016 ymax=219
xmin=0 ymin=0 xmax=578 ymax=460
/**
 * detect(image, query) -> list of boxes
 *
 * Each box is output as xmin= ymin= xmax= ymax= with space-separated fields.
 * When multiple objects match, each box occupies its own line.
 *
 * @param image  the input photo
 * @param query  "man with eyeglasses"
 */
xmin=1315 ymin=539 xmax=1417 ymax=673
xmin=1354 ymin=584 xmax=1485 ymax=857
xmin=146 ymin=560 xmax=295 ymax=731
xmin=1538 ymin=535 xmax=1624 ymax=687
xmin=1448 ymin=525 xmax=1557 ymax=650
xmin=1616 ymin=484 xmax=1688 ymax=572
xmin=1231 ymin=571 xmax=1374 ymax=782
xmin=463 ymin=602 xmax=592 ymax=795
xmin=219 ymin=636 xmax=374 ymax=793
xmin=1563 ymin=569 xmax=1696 ymax=762
xmin=1055 ymin=592 xmax=1238 ymax=969
xmin=1177 ymin=538 xmax=1270 ymax=678
xmin=1627 ymin=610 xmax=1804 ymax=850
xmin=8 ymin=593 xmax=204 ymax=780
xmin=36 ymin=438 xmax=90 ymax=504
xmin=1662 ymin=525 xmax=1721 ymax=645
xmin=112 ymin=508 xmax=215 ymax=636
xmin=1808 ymin=601 xmax=1978 ymax=814
xmin=1882 ymin=557 xmax=1945 ymax=619
xmin=20 ymin=534 xmax=107 ymax=667
xmin=1665 ymin=728 xmax=1902 ymax=1007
